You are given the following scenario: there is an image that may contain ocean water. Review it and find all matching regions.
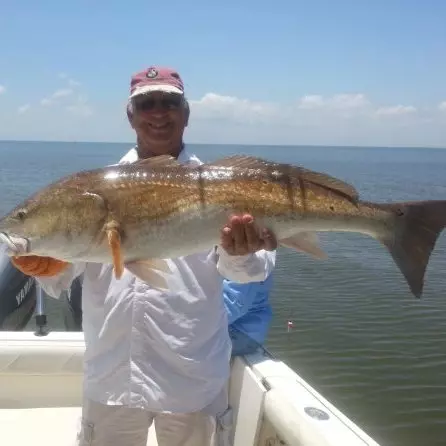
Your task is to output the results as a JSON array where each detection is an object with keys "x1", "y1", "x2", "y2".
[{"x1": 1, "y1": 140, "x2": 446, "y2": 446}]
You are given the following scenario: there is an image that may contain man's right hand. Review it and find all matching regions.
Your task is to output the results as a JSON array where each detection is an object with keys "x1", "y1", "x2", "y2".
[{"x1": 10, "y1": 255, "x2": 70, "y2": 277}]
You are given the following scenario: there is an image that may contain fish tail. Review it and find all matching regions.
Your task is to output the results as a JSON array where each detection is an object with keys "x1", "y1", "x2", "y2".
[{"x1": 378, "y1": 200, "x2": 446, "y2": 298}]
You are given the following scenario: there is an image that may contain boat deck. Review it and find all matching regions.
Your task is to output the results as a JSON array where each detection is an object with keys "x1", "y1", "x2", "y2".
[
  {"x1": 0, "y1": 331, "x2": 381, "y2": 446},
  {"x1": 2, "y1": 406, "x2": 161, "y2": 446}
]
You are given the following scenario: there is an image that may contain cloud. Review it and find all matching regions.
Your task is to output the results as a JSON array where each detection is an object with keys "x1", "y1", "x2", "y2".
[
  {"x1": 189, "y1": 93, "x2": 275, "y2": 124},
  {"x1": 186, "y1": 92, "x2": 446, "y2": 147},
  {"x1": 297, "y1": 95, "x2": 324, "y2": 109},
  {"x1": 189, "y1": 92, "x2": 419, "y2": 125},
  {"x1": 68, "y1": 79, "x2": 81, "y2": 88},
  {"x1": 298, "y1": 93, "x2": 370, "y2": 110},
  {"x1": 190, "y1": 92, "x2": 381, "y2": 129},
  {"x1": 39, "y1": 73, "x2": 82, "y2": 107},
  {"x1": 41, "y1": 88, "x2": 73, "y2": 106},
  {"x1": 65, "y1": 95, "x2": 93, "y2": 117},
  {"x1": 375, "y1": 105, "x2": 417, "y2": 116},
  {"x1": 17, "y1": 104, "x2": 31, "y2": 114},
  {"x1": 439, "y1": 101, "x2": 446, "y2": 112},
  {"x1": 40, "y1": 98, "x2": 53, "y2": 106},
  {"x1": 0, "y1": 85, "x2": 5, "y2": 95},
  {"x1": 58, "y1": 72, "x2": 81, "y2": 88},
  {"x1": 36, "y1": 74, "x2": 93, "y2": 117},
  {"x1": 52, "y1": 88, "x2": 73, "y2": 98}
]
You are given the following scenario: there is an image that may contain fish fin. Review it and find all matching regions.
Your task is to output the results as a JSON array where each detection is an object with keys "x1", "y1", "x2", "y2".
[
  {"x1": 82, "y1": 191, "x2": 106, "y2": 206},
  {"x1": 206, "y1": 155, "x2": 359, "y2": 203},
  {"x1": 279, "y1": 232, "x2": 328, "y2": 259},
  {"x1": 376, "y1": 200, "x2": 446, "y2": 298},
  {"x1": 125, "y1": 259, "x2": 171, "y2": 290},
  {"x1": 205, "y1": 155, "x2": 271, "y2": 169},
  {"x1": 105, "y1": 221, "x2": 124, "y2": 279},
  {"x1": 133, "y1": 155, "x2": 182, "y2": 168},
  {"x1": 298, "y1": 168, "x2": 359, "y2": 203}
]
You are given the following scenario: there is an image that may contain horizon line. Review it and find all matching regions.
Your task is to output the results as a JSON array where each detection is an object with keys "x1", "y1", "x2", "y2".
[{"x1": 0, "y1": 139, "x2": 445, "y2": 151}]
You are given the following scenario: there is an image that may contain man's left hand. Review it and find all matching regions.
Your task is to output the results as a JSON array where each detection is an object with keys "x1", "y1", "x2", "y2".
[{"x1": 220, "y1": 214, "x2": 277, "y2": 256}]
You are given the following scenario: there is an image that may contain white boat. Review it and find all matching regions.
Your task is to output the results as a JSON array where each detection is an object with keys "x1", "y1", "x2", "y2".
[{"x1": 0, "y1": 328, "x2": 381, "y2": 446}]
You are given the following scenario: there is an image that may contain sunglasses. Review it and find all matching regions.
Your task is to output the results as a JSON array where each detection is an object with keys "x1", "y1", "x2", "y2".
[{"x1": 133, "y1": 94, "x2": 184, "y2": 112}]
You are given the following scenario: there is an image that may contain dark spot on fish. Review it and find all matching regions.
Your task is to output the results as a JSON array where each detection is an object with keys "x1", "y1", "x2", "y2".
[
  {"x1": 16, "y1": 210, "x2": 27, "y2": 221},
  {"x1": 330, "y1": 206, "x2": 335, "y2": 211},
  {"x1": 65, "y1": 229, "x2": 73, "y2": 242}
]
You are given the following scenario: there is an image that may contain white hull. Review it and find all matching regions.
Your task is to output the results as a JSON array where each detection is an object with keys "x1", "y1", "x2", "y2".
[{"x1": 0, "y1": 331, "x2": 380, "y2": 446}]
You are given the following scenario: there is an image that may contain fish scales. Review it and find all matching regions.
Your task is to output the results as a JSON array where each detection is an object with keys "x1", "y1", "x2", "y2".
[{"x1": 85, "y1": 164, "x2": 302, "y2": 224}]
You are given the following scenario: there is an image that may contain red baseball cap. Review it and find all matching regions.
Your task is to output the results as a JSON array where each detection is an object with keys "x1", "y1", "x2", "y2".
[{"x1": 129, "y1": 66, "x2": 185, "y2": 99}]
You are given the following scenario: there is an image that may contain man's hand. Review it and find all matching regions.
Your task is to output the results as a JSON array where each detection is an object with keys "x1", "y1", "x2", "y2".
[
  {"x1": 220, "y1": 214, "x2": 277, "y2": 256},
  {"x1": 11, "y1": 255, "x2": 70, "y2": 277}
]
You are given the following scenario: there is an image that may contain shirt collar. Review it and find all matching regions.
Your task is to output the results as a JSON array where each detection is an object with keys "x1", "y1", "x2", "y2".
[{"x1": 118, "y1": 144, "x2": 202, "y2": 166}]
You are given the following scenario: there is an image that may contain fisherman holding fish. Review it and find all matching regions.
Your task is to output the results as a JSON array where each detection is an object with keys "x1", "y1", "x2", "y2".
[
  {"x1": 3, "y1": 64, "x2": 446, "y2": 446},
  {"x1": 7, "y1": 66, "x2": 277, "y2": 446}
]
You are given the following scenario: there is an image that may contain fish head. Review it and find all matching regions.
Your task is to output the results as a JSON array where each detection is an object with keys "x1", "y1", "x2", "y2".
[{"x1": 0, "y1": 184, "x2": 108, "y2": 259}]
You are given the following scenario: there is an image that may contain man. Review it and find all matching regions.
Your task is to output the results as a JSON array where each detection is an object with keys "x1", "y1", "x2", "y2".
[
  {"x1": 223, "y1": 274, "x2": 274, "y2": 356},
  {"x1": 11, "y1": 66, "x2": 277, "y2": 446}
]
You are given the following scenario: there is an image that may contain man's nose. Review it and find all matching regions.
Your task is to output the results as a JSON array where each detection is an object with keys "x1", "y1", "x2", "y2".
[{"x1": 141, "y1": 105, "x2": 168, "y2": 118}]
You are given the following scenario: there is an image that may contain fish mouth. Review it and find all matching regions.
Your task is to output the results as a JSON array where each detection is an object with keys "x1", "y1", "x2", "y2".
[{"x1": 0, "y1": 232, "x2": 30, "y2": 255}]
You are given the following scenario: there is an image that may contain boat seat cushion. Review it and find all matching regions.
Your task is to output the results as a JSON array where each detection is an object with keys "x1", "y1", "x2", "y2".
[
  {"x1": 0, "y1": 407, "x2": 82, "y2": 446},
  {"x1": 0, "y1": 406, "x2": 159, "y2": 446}
]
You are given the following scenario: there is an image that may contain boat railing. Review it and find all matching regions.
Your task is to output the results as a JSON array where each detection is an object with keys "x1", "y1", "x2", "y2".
[{"x1": 238, "y1": 350, "x2": 381, "y2": 446}]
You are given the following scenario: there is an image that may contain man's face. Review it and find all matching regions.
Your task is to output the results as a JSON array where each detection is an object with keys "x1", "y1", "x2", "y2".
[{"x1": 130, "y1": 91, "x2": 188, "y2": 155}]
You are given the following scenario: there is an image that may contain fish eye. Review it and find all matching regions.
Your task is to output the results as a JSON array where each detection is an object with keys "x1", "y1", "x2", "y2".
[{"x1": 15, "y1": 209, "x2": 27, "y2": 221}]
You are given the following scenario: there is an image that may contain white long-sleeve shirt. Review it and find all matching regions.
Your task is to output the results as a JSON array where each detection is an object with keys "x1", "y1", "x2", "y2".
[{"x1": 36, "y1": 147, "x2": 276, "y2": 415}]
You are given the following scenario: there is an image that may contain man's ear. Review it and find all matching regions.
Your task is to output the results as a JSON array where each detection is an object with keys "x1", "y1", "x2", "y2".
[
  {"x1": 184, "y1": 100, "x2": 190, "y2": 127},
  {"x1": 126, "y1": 101, "x2": 135, "y2": 128}
]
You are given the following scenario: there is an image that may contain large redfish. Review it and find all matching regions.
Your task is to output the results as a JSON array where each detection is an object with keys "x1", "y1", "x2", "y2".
[{"x1": 0, "y1": 154, "x2": 445, "y2": 298}]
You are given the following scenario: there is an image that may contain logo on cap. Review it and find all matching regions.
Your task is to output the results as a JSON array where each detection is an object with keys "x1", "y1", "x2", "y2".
[{"x1": 146, "y1": 68, "x2": 158, "y2": 79}]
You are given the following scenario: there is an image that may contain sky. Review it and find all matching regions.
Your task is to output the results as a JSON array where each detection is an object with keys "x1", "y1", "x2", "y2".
[{"x1": 0, "y1": 0, "x2": 446, "y2": 147}]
